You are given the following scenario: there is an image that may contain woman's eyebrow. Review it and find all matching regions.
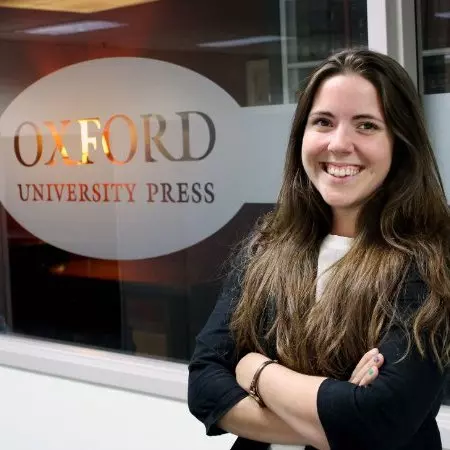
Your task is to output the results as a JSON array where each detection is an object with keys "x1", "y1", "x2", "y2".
[{"x1": 309, "y1": 111, "x2": 384, "y2": 123}]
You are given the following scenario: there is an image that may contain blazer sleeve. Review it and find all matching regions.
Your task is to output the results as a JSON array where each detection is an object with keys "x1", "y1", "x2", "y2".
[
  {"x1": 317, "y1": 270, "x2": 447, "y2": 450},
  {"x1": 188, "y1": 260, "x2": 249, "y2": 435}
]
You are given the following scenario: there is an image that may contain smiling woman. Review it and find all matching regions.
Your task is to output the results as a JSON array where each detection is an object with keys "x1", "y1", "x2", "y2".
[
  {"x1": 301, "y1": 74, "x2": 393, "y2": 237},
  {"x1": 188, "y1": 49, "x2": 450, "y2": 450}
]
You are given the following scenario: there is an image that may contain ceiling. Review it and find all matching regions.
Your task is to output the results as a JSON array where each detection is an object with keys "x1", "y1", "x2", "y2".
[
  {"x1": 0, "y1": 0, "x2": 160, "y2": 13},
  {"x1": 0, "y1": 0, "x2": 279, "y2": 53}
]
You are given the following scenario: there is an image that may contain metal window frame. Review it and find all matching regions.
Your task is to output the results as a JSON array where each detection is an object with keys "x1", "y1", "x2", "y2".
[
  {"x1": 0, "y1": 205, "x2": 12, "y2": 329},
  {"x1": 367, "y1": 0, "x2": 418, "y2": 87}
]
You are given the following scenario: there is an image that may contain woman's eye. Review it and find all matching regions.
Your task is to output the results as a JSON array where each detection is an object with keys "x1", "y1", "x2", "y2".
[
  {"x1": 358, "y1": 122, "x2": 378, "y2": 131},
  {"x1": 313, "y1": 118, "x2": 331, "y2": 127}
]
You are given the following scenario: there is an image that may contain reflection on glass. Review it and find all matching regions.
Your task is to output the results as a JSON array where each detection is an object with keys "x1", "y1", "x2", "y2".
[
  {"x1": 421, "y1": 0, "x2": 450, "y2": 94},
  {"x1": 282, "y1": 0, "x2": 367, "y2": 101},
  {"x1": 285, "y1": 0, "x2": 367, "y2": 64},
  {"x1": 419, "y1": 0, "x2": 450, "y2": 404},
  {"x1": 0, "y1": 0, "x2": 368, "y2": 364}
]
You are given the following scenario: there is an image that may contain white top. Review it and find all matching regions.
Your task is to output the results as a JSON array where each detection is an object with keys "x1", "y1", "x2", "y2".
[
  {"x1": 316, "y1": 234, "x2": 353, "y2": 300},
  {"x1": 271, "y1": 234, "x2": 353, "y2": 450}
]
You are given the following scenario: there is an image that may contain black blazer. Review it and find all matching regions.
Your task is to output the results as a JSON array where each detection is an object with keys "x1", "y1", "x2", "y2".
[{"x1": 188, "y1": 265, "x2": 446, "y2": 450}]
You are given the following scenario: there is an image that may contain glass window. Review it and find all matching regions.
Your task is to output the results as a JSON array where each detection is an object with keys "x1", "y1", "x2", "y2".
[
  {"x1": 419, "y1": 0, "x2": 450, "y2": 404},
  {"x1": 283, "y1": 0, "x2": 368, "y2": 101},
  {"x1": 0, "y1": 0, "x2": 368, "y2": 362},
  {"x1": 420, "y1": 0, "x2": 450, "y2": 94}
]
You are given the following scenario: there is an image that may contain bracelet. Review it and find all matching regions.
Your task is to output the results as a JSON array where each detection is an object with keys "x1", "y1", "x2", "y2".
[{"x1": 249, "y1": 359, "x2": 278, "y2": 407}]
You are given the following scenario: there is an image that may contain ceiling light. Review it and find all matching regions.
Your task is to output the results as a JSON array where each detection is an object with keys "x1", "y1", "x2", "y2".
[
  {"x1": 198, "y1": 36, "x2": 288, "y2": 49},
  {"x1": 21, "y1": 20, "x2": 125, "y2": 35},
  {"x1": 0, "y1": 0, "x2": 159, "y2": 13},
  {"x1": 435, "y1": 12, "x2": 450, "y2": 19}
]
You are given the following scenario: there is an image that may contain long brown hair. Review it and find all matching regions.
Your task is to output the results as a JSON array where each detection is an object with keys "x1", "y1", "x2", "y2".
[{"x1": 230, "y1": 49, "x2": 450, "y2": 378}]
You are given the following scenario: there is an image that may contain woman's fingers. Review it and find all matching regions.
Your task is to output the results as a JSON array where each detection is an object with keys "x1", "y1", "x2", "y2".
[
  {"x1": 349, "y1": 350, "x2": 384, "y2": 386},
  {"x1": 356, "y1": 353, "x2": 384, "y2": 386},
  {"x1": 359, "y1": 364, "x2": 379, "y2": 386},
  {"x1": 349, "y1": 348, "x2": 378, "y2": 383},
  {"x1": 352, "y1": 348, "x2": 378, "y2": 375}
]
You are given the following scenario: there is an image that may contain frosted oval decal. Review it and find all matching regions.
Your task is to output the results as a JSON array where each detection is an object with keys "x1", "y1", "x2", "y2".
[{"x1": 0, "y1": 57, "x2": 294, "y2": 259}]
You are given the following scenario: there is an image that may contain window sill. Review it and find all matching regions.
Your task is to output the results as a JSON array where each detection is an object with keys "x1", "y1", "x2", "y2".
[
  {"x1": 0, "y1": 334, "x2": 449, "y2": 448},
  {"x1": 0, "y1": 334, "x2": 188, "y2": 401}
]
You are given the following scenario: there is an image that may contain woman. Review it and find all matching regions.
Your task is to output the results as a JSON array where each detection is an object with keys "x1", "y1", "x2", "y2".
[{"x1": 188, "y1": 49, "x2": 450, "y2": 450}]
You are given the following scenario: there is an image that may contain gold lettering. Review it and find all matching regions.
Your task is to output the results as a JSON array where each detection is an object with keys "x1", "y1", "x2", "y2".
[
  {"x1": 14, "y1": 111, "x2": 216, "y2": 167},
  {"x1": 102, "y1": 114, "x2": 137, "y2": 165},
  {"x1": 14, "y1": 122, "x2": 43, "y2": 167},
  {"x1": 177, "y1": 111, "x2": 216, "y2": 161},
  {"x1": 44, "y1": 120, "x2": 79, "y2": 166},
  {"x1": 141, "y1": 114, "x2": 176, "y2": 162},
  {"x1": 78, "y1": 118, "x2": 100, "y2": 164}
]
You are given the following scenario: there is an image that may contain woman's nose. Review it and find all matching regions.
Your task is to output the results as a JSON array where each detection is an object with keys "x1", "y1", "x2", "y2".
[{"x1": 327, "y1": 126, "x2": 354, "y2": 153}]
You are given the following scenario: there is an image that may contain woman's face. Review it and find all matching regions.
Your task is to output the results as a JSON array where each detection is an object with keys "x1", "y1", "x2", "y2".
[{"x1": 301, "y1": 74, "x2": 393, "y2": 217}]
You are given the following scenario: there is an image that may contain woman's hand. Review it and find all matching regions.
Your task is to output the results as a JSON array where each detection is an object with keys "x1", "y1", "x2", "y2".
[
  {"x1": 236, "y1": 348, "x2": 384, "y2": 393},
  {"x1": 349, "y1": 348, "x2": 384, "y2": 386}
]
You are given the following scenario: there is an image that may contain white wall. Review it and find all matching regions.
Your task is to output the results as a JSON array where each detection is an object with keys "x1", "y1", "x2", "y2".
[
  {"x1": 0, "y1": 331, "x2": 449, "y2": 450},
  {"x1": 0, "y1": 364, "x2": 449, "y2": 450},
  {"x1": 0, "y1": 364, "x2": 235, "y2": 450}
]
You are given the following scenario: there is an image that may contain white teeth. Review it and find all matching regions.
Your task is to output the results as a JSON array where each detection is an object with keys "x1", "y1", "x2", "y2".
[{"x1": 325, "y1": 164, "x2": 360, "y2": 177}]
